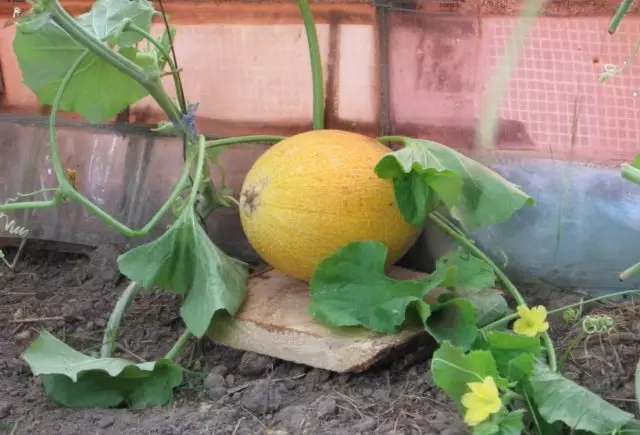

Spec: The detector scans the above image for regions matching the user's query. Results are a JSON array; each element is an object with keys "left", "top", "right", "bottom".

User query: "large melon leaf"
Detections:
[
  {"left": 13, "top": 0, "right": 170, "bottom": 123},
  {"left": 22, "top": 331, "right": 183, "bottom": 408},
  {"left": 117, "top": 207, "right": 248, "bottom": 338},
  {"left": 375, "top": 137, "right": 535, "bottom": 231},
  {"left": 309, "top": 241, "right": 498, "bottom": 348}
]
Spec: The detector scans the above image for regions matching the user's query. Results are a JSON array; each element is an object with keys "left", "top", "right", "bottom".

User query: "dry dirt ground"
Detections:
[{"left": 1, "top": 245, "right": 639, "bottom": 435}]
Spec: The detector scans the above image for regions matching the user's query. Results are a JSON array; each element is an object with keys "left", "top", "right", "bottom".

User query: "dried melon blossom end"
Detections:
[
  {"left": 513, "top": 304, "right": 550, "bottom": 337},
  {"left": 460, "top": 376, "right": 503, "bottom": 426},
  {"left": 240, "top": 176, "right": 268, "bottom": 216}
]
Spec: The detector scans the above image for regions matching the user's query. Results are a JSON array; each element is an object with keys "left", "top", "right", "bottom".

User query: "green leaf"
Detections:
[
  {"left": 507, "top": 353, "right": 536, "bottom": 384},
  {"left": 472, "top": 421, "right": 500, "bottom": 435},
  {"left": 436, "top": 249, "right": 496, "bottom": 291},
  {"left": 473, "top": 412, "right": 524, "bottom": 435},
  {"left": 473, "top": 331, "right": 539, "bottom": 382},
  {"left": 431, "top": 341, "right": 507, "bottom": 403},
  {"left": 14, "top": 3, "right": 53, "bottom": 32},
  {"left": 483, "top": 331, "right": 541, "bottom": 380},
  {"left": 522, "top": 386, "right": 563, "bottom": 435},
  {"left": 498, "top": 410, "right": 526, "bottom": 435},
  {"left": 468, "top": 291, "right": 510, "bottom": 327},
  {"left": 392, "top": 173, "right": 427, "bottom": 225},
  {"left": 309, "top": 241, "right": 455, "bottom": 333},
  {"left": 620, "top": 419, "right": 640, "bottom": 434},
  {"left": 529, "top": 362, "right": 634, "bottom": 433},
  {"left": 429, "top": 247, "right": 507, "bottom": 330},
  {"left": 118, "top": 208, "right": 248, "bottom": 337},
  {"left": 393, "top": 170, "right": 462, "bottom": 225},
  {"left": 632, "top": 154, "right": 640, "bottom": 169},
  {"left": 76, "top": 0, "right": 156, "bottom": 47},
  {"left": 426, "top": 298, "right": 477, "bottom": 350},
  {"left": 13, "top": 0, "right": 160, "bottom": 122},
  {"left": 117, "top": 210, "right": 196, "bottom": 293},
  {"left": 182, "top": 221, "right": 248, "bottom": 337},
  {"left": 375, "top": 137, "right": 535, "bottom": 231},
  {"left": 23, "top": 331, "right": 182, "bottom": 409}
]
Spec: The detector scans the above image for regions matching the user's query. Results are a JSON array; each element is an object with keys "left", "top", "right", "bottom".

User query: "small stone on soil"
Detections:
[
  {"left": 211, "top": 364, "right": 228, "bottom": 376},
  {"left": 204, "top": 371, "right": 226, "bottom": 389},
  {"left": 274, "top": 405, "right": 308, "bottom": 432},
  {"left": 238, "top": 352, "right": 273, "bottom": 377},
  {"left": 207, "top": 386, "right": 227, "bottom": 401},
  {"left": 314, "top": 396, "right": 337, "bottom": 418},
  {"left": 240, "top": 379, "right": 286, "bottom": 414},
  {"left": 0, "top": 401, "right": 12, "bottom": 419},
  {"left": 204, "top": 371, "right": 227, "bottom": 400},
  {"left": 225, "top": 374, "right": 235, "bottom": 386}
]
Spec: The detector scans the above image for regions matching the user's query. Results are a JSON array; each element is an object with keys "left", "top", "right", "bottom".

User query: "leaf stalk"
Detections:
[
  {"left": 100, "top": 281, "right": 141, "bottom": 358},
  {"left": 165, "top": 329, "right": 192, "bottom": 362}
]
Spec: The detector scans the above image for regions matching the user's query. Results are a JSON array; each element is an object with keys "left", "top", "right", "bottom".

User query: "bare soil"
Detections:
[{"left": 0, "top": 245, "right": 639, "bottom": 435}]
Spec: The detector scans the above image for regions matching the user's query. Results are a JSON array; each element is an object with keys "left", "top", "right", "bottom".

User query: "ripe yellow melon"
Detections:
[{"left": 238, "top": 129, "right": 421, "bottom": 281}]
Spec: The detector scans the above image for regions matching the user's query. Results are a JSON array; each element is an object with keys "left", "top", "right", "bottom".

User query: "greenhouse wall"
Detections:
[{"left": 1, "top": 0, "right": 640, "bottom": 293}]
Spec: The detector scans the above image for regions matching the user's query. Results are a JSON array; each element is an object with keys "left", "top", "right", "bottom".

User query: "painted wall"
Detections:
[{"left": 1, "top": 2, "right": 640, "bottom": 292}]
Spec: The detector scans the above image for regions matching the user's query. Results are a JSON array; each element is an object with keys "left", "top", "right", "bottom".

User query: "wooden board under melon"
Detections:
[{"left": 206, "top": 266, "right": 444, "bottom": 373}]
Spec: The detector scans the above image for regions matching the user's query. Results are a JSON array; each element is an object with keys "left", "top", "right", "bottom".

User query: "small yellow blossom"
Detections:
[
  {"left": 513, "top": 305, "right": 550, "bottom": 337},
  {"left": 460, "top": 376, "right": 502, "bottom": 426}
]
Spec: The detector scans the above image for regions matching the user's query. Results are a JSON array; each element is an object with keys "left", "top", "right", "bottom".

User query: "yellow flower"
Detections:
[
  {"left": 461, "top": 376, "right": 502, "bottom": 426},
  {"left": 513, "top": 305, "right": 550, "bottom": 337}
]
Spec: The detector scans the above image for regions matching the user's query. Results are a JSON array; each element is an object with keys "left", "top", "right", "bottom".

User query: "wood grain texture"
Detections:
[{"left": 207, "top": 266, "right": 445, "bottom": 373}]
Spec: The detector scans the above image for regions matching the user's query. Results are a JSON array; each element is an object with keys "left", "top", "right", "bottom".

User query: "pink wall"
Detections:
[
  {"left": 388, "top": 13, "right": 640, "bottom": 163},
  {"left": 1, "top": 5, "right": 640, "bottom": 166}
]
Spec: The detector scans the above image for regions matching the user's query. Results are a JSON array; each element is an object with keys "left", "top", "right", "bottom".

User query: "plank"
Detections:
[{"left": 207, "top": 266, "right": 444, "bottom": 373}]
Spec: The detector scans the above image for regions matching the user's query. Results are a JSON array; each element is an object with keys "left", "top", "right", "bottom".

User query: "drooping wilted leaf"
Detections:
[{"left": 23, "top": 331, "right": 182, "bottom": 409}]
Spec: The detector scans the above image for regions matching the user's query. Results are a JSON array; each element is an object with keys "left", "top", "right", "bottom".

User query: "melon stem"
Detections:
[
  {"left": 204, "top": 135, "right": 286, "bottom": 150},
  {"left": 296, "top": 0, "right": 325, "bottom": 130},
  {"left": 100, "top": 281, "right": 141, "bottom": 359},
  {"left": 165, "top": 329, "right": 192, "bottom": 362}
]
